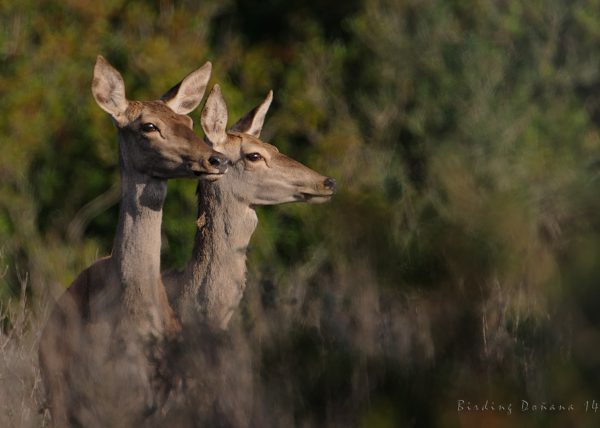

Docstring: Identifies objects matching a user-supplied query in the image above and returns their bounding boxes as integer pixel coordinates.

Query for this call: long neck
[177,172,258,328]
[110,145,169,332]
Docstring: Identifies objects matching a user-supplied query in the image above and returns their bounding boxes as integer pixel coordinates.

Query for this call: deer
[160,85,335,426]
[164,84,336,330]
[38,56,229,427]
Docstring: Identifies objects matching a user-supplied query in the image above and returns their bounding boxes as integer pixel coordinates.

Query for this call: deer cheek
[243,161,257,171]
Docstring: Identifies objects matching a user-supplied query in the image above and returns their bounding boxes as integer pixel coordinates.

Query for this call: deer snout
[209,153,230,170]
[202,153,230,174]
[323,177,336,192]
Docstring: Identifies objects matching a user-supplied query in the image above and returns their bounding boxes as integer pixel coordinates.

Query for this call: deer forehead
[126,101,194,129]
[238,139,309,171]
[228,132,278,154]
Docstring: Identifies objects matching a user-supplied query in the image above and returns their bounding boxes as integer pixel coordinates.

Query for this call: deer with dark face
[164,85,336,330]
[39,56,229,427]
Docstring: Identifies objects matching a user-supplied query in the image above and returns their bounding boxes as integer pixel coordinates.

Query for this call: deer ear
[92,55,129,126]
[230,90,273,138]
[161,62,212,115]
[201,84,228,147]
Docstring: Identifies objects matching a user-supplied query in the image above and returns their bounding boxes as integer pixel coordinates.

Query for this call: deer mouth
[195,170,225,182]
[190,162,228,181]
[299,191,334,204]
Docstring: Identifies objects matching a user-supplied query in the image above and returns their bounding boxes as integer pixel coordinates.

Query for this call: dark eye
[141,123,159,133]
[245,153,263,162]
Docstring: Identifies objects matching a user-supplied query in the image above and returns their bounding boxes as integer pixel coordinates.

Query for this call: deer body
[161,86,335,427]
[171,171,259,327]
[164,86,336,330]
[39,57,227,427]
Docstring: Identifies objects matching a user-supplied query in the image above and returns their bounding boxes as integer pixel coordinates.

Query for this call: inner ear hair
[91,55,129,121]
[201,84,228,144]
[230,90,273,138]
[161,61,212,115]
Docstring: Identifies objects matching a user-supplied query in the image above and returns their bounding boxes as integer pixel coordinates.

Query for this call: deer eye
[245,153,263,162]
[141,123,159,133]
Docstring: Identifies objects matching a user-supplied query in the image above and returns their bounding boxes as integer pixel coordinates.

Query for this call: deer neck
[179,172,258,328]
[110,142,168,333]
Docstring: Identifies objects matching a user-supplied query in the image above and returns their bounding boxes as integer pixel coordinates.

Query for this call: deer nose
[208,153,230,173]
[323,177,336,191]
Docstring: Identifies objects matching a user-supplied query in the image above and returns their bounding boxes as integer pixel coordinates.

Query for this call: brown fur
[162,88,335,427]
[165,88,335,330]
[39,56,223,427]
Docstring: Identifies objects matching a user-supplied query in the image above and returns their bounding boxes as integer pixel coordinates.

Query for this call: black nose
[208,154,230,172]
[323,177,336,191]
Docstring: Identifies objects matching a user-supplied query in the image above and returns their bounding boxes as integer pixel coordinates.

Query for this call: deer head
[200,85,336,204]
[92,55,229,180]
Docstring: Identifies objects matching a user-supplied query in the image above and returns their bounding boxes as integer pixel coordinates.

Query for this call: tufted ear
[201,84,228,148]
[161,61,212,115]
[230,90,273,138]
[91,55,129,126]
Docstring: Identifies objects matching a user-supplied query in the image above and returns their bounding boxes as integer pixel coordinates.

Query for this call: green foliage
[2,0,600,426]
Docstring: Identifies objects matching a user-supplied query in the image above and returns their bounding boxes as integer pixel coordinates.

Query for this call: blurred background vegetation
[1,0,600,426]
